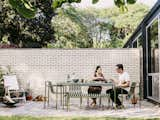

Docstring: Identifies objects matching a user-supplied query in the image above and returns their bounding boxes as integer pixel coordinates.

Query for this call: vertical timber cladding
[0,49,140,96]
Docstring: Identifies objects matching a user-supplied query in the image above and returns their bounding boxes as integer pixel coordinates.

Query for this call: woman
[88,66,105,107]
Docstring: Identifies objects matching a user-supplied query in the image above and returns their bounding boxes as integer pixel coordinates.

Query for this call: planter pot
[26,95,33,101]
[131,97,138,104]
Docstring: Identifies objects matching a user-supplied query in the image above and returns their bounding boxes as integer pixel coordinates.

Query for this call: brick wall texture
[0,49,140,96]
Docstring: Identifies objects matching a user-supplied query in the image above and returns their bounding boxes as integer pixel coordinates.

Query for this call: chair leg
[44,81,47,109]
[139,98,141,108]
[121,89,123,105]
[114,89,117,110]
[108,94,110,108]
[99,97,102,107]
[63,95,65,109]
[67,95,70,111]
[80,96,82,108]
[23,93,26,103]
[48,86,50,107]
[87,97,89,107]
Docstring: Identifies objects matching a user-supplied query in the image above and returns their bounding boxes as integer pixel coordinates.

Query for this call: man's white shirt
[118,71,130,86]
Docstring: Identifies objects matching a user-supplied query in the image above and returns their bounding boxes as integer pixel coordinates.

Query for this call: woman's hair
[94,65,101,77]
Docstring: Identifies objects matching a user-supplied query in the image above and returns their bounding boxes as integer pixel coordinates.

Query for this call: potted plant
[131,94,138,107]
[0,67,5,100]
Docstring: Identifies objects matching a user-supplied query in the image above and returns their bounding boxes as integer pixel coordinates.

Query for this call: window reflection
[147,18,159,73]
[131,33,142,48]
[132,40,137,48]
[138,35,142,47]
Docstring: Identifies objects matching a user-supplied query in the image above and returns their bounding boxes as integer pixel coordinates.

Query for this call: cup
[81,79,84,83]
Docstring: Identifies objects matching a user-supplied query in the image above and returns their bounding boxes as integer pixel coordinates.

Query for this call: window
[137,34,142,47]
[147,18,159,73]
[131,33,142,48]
[132,40,137,48]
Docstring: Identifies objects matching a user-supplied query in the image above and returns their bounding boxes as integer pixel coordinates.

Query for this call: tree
[114,0,136,12]
[1,0,141,48]
[78,4,148,48]
[49,4,148,48]
[8,0,137,19]
[0,0,55,48]
[49,6,92,48]
[8,0,37,18]
[53,0,136,12]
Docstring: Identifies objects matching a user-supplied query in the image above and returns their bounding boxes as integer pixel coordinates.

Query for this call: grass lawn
[0,116,159,120]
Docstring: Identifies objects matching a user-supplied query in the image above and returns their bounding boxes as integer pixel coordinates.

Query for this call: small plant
[0,65,14,81]
[6,65,13,74]
[0,67,3,83]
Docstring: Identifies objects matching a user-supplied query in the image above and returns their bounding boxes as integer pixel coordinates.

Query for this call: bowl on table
[72,79,79,83]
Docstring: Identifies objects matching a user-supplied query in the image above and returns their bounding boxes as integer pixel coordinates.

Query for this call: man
[106,64,130,108]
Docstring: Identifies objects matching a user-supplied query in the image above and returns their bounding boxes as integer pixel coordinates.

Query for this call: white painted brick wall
[0,49,140,96]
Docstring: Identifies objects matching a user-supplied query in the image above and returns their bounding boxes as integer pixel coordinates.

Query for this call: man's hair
[116,64,123,70]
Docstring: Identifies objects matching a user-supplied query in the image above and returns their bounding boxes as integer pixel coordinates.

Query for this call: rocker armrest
[4,86,10,91]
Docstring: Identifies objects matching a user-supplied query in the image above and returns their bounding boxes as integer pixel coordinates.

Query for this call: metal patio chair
[44,81,64,109]
[65,84,82,111]
[65,84,110,111]
[120,82,138,107]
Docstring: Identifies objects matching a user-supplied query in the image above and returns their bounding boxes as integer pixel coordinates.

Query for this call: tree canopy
[0,0,148,48]
[49,6,93,48]
[49,4,148,48]
[8,0,137,19]
[0,0,54,48]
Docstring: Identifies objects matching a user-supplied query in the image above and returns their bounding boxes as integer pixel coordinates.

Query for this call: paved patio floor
[0,100,159,118]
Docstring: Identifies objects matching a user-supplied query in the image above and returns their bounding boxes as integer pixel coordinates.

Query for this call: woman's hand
[97,76,104,79]
[92,76,105,81]
[109,78,115,82]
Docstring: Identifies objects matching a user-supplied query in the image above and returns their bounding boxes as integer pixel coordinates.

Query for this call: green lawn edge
[0,116,159,120]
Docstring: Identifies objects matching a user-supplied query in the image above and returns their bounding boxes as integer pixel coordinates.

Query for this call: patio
[0,100,159,118]
[0,49,158,119]
[0,0,160,119]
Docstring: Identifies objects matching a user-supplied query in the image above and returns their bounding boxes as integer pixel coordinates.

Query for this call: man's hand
[118,81,130,88]
[109,78,118,84]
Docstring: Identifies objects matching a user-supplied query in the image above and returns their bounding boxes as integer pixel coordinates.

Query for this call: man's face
[116,67,121,73]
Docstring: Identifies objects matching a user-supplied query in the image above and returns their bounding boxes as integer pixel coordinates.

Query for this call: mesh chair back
[69,84,82,94]
[128,82,136,97]
[48,81,55,93]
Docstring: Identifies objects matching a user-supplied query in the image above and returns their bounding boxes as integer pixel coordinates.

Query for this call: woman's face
[97,67,102,74]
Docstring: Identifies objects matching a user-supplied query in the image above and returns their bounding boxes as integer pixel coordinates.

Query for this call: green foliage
[8,0,137,20]
[50,3,148,48]
[0,116,158,120]
[0,0,54,48]
[114,0,137,12]
[52,0,137,12]
[82,4,149,46]
[92,0,99,4]
[9,0,37,18]
[4,0,148,48]
[52,0,81,9]
[50,6,92,48]
[127,0,136,4]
